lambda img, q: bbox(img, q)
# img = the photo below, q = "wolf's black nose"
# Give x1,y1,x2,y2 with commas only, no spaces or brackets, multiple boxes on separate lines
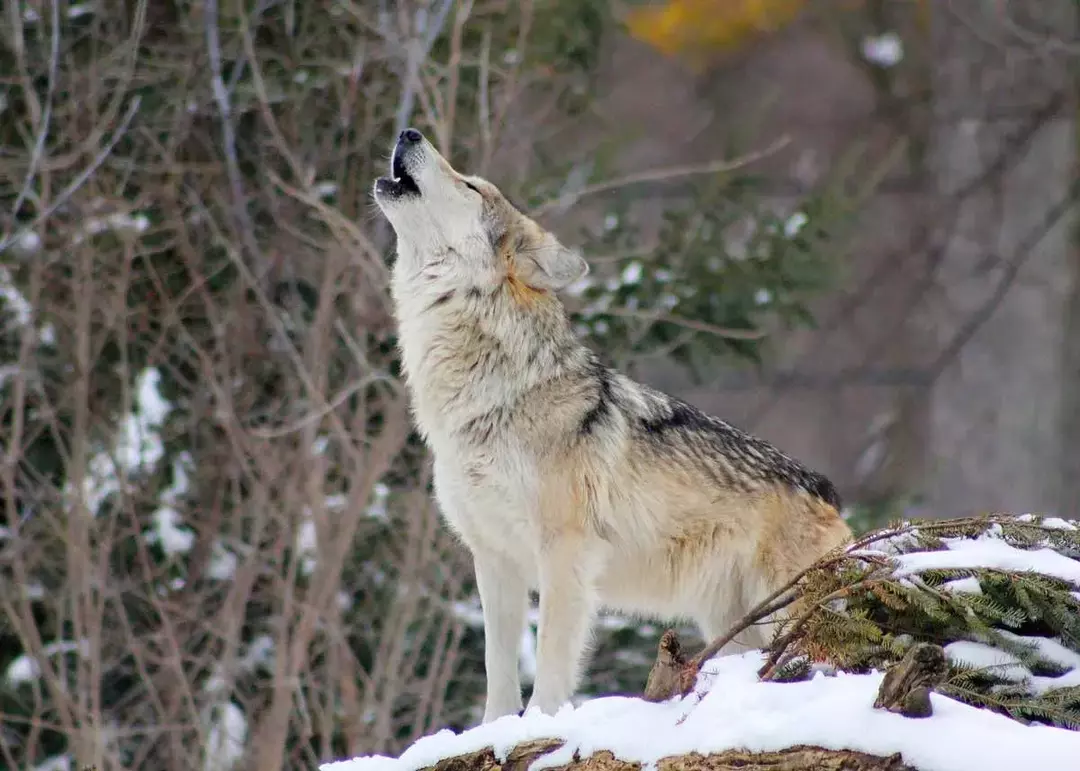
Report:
400,128,422,144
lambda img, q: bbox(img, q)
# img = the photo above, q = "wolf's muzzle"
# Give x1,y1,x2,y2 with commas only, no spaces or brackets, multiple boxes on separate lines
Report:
375,128,425,200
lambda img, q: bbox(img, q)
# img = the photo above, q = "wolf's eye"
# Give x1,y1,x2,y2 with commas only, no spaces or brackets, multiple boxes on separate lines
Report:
463,180,481,195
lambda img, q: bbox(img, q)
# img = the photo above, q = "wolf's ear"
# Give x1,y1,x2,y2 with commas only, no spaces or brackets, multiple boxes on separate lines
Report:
517,233,589,291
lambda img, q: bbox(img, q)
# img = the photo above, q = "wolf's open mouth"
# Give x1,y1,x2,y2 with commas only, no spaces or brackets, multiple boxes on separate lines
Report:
384,148,420,196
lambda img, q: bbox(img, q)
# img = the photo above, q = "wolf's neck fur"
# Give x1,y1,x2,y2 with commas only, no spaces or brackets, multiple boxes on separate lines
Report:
391,259,591,444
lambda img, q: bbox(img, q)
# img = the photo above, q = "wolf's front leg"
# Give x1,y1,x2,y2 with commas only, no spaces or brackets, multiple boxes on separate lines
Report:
527,535,597,716
474,550,529,723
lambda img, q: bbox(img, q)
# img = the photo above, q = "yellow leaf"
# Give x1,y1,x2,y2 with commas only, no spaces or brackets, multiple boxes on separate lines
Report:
626,0,811,67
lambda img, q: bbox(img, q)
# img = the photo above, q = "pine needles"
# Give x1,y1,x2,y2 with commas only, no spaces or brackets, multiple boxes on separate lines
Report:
761,514,1080,729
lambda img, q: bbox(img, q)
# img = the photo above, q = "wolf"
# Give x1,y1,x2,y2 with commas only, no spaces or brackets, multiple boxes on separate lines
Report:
373,128,852,724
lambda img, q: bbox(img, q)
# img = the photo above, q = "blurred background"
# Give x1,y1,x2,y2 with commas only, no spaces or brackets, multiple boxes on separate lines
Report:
1,0,1077,769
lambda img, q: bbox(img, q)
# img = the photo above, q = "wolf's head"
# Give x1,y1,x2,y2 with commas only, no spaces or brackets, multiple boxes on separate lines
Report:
373,129,588,293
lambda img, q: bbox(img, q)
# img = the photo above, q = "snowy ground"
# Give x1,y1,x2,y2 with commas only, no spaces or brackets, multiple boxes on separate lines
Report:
323,648,1080,771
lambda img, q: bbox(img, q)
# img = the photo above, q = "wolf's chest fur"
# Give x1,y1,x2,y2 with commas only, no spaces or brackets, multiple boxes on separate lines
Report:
391,273,601,551
393,277,587,444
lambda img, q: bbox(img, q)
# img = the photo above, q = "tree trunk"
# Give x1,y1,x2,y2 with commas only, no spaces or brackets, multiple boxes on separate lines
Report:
420,739,917,771
920,1,1079,517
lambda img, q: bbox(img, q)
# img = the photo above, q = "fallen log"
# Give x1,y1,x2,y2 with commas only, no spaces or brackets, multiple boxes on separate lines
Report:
419,740,915,771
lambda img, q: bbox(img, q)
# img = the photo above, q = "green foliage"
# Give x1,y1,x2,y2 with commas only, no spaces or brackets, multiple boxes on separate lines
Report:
772,515,1080,729
843,493,924,536
566,141,896,379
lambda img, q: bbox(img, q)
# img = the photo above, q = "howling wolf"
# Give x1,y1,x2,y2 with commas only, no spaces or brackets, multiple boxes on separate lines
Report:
373,128,851,723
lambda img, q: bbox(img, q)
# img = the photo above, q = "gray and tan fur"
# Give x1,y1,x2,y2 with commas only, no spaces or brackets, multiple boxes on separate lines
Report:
373,128,852,724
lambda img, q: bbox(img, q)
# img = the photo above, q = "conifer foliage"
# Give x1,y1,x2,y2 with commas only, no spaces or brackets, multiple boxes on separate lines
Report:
755,514,1080,729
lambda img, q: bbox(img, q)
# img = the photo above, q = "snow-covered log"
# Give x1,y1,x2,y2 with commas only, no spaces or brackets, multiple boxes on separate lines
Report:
388,738,917,771
324,515,1080,771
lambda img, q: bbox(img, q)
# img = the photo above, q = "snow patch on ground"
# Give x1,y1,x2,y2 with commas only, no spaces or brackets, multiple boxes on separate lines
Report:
323,650,1080,771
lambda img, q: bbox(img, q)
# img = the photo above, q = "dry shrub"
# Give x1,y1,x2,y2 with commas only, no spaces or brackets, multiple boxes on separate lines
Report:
0,1,607,769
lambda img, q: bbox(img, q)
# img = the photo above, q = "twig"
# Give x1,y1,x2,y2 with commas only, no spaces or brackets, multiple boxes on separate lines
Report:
263,167,388,288
484,0,533,172
690,549,875,669
0,98,142,254
530,136,791,218
925,171,1080,380
642,546,888,703
742,92,1066,429
2,0,59,250
439,0,475,152
757,577,886,681
204,0,262,263
247,372,400,439
477,23,493,170
603,307,768,341
393,0,454,136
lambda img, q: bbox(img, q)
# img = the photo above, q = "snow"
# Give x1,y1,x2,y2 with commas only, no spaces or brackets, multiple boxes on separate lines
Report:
297,517,318,576
67,367,175,517
940,576,983,595
368,482,391,520
620,261,643,286
150,506,196,555
5,640,90,686
73,210,151,243
852,524,922,557
0,265,32,326
1016,514,1077,531
13,229,42,256
5,655,40,685
893,535,1080,586
208,543,239,580
149,453,194,555
783,211,808,237
20,3,95,22
323,650,1080,771
945,635,1080,695
32,756,72,771
861,32,904,67
116,368,171,470
945,641,1031,683
203,701,248,771
1036,517,1075,532
997,631,1080,693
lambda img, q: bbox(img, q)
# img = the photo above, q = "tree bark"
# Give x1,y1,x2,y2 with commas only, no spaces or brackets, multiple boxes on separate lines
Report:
420,739,917,771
